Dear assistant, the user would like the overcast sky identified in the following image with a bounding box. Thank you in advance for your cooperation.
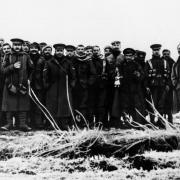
[0,0,179,59]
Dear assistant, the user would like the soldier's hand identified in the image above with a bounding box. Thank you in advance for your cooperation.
[14,61,21,69]
[165,85,170,92]
[146,87,150,93]
[134,71,141,78]
[114,77,121,87]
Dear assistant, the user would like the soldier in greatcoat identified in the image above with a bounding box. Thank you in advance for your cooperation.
[145,44,171,129]
[43,44,76,130]
[1,38,33,131]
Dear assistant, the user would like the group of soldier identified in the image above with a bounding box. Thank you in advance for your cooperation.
[0,38,179,131]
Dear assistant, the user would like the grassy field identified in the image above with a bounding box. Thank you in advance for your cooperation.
[0,116,180,180]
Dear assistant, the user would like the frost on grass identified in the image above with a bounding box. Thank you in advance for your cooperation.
[0,117,180,179]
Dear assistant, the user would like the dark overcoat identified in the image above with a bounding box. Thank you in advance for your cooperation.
[1,51,33,111]
[112,60,145,119]
[171,57,180,113]
[43,56,76,118]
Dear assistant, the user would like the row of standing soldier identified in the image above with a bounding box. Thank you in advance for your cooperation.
[0,38,177,131]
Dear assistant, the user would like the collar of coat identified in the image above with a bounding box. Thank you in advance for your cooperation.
[11,51,26,55]
[74,51,91,61]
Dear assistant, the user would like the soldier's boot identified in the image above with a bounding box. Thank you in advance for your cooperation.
[1,112,13,131]
[18,112,32,131]
[168,113,173,124]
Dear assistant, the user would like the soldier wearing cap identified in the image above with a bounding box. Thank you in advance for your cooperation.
[22,41,30,53]
[28,42,45,129]
[2,43,11,55]
[72,44,96,128]
[43,43,76,130]
[85,46,93,57]
[35,44,53,129]
[65,45,76,58]
[0,43,10,127]
[135,50,147,114]
[0,38,33,131]
[171,44,180,114]
[111,48,146,129]
[104,46,112,58]
[53,43,65,57]
[135,50,146,69]
[105,40,124,128]
[0,38,4,54]
[162,49,174,123]
[39,42,47,54]
[145,44,171,129]
[87,45,109,128]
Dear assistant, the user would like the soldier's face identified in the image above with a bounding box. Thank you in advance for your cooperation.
[178,48,180,55]
[0,39,4,47]
[3,45,11,54]
[22,44,29,53]
[93,47,100,56]
[85,49,93,56]
[76,46,85,55]
[163,51,170,58]
[104,48,111,57]
[40,45,46,52]
[125,54,134,61]
[13,43,22,52]
[55,48,64,57]
[112,42,121,51]
[30,47,39,55]
[138,54,145,60]
[152,49,160,56]
[43,48,52,56]
[66,50,74,57]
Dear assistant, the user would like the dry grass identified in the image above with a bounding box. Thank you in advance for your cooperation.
[0,127,179,160]
[0,113,180,179]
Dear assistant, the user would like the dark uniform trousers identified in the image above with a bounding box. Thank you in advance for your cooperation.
[88,86,108,128]
[30,89,45,129]
[145,56,170,128]
[6,111,27,128]
[73,84,88,128]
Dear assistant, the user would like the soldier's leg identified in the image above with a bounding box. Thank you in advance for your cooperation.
[0,91,5,127]
[88,87,96,127]
[58,117,73,131]
[18,111,31,131]
[167,90,173,124]
[96,88,108,128]
[30,102,44,130]
[149,88,158,125]
[79,88,89,128]
[34,90,44,129]
[156,88,167,129]
[167,113,173,124]
[0,111,5,127]
[110,88,122,128]
[133,94,148,126]
[1,112,13,130]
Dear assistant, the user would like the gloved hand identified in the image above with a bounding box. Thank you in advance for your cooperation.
[134,71,141,78]
[114,77,121,87]
[165,85,170,92]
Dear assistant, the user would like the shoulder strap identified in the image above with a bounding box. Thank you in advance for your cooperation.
[102,59,106,74]
[163,59,167,69]
[148,59,153,69]
[19,54,26,85]
[53,59,67,75]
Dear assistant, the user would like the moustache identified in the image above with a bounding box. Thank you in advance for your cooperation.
[44,52,51,56]
[30,50,38,54]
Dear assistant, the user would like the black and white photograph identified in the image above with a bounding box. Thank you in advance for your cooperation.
[0,0,180,179]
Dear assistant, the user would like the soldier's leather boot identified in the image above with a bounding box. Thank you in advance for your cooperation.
[1,112,13,131]
[18,112,32,131]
